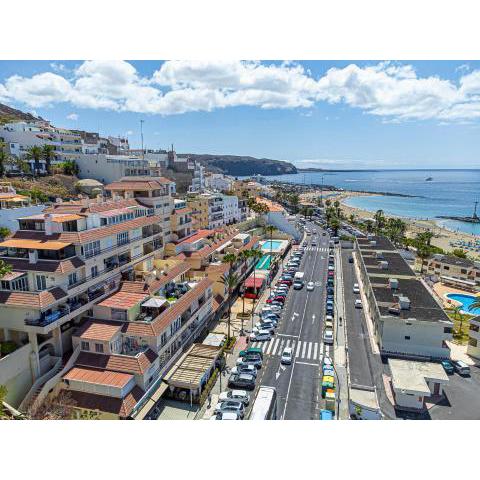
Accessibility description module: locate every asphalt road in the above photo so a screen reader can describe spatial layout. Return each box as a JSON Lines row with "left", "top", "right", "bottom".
{"left": 251, "top": 220, "right": 330, "bottom": 419}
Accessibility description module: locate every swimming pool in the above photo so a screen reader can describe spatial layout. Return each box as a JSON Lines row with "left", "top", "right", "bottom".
{"left": 262, "top": 240, "right": 283, "bottom": 250}
{"left": 446, "top": 293, "right": 480, "bottom": 315}
{"left": 256, "top": 254, "right": 272, "bottom": 270}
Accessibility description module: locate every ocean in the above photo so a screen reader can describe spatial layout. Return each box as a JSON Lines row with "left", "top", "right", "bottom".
{"left": 263, "top": 169, "right": 480, "bottom": 236}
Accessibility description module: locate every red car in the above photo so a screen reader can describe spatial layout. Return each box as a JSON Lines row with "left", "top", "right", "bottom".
{"left": 279, "top": 279, "right": 293, "bottom": 286}
{"left": 266, "top": 296, "right": 285, "bottom": 304}
{"left": 328, "top": 271, "right": 335, "bottom": 277}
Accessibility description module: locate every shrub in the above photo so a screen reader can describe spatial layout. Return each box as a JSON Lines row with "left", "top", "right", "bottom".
{"left": 1, "top": 341, "right": 18, "bottom": 356}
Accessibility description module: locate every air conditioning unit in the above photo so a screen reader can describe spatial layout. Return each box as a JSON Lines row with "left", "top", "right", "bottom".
{"left": 379, "top": 260, "right": 389, "bottom": 269}
{"left": 389, "top": 278, "right": 399, "bottom": 290}
{"left": 398, "top": 296, "right": 411, "bottom": 310}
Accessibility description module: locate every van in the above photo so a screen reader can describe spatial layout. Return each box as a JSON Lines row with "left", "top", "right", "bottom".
{"left": 453, "top": 360, "right": 470, "bottom": 376}
{"left": 239, "top": 347, "right": 264, "bottom": 360}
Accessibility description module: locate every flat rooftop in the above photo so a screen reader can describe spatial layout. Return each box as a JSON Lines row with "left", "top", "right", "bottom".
{"left": 389, "top": 358, "right": 449, "bottom": 395}
{"left": 369, "top": 275, "right": 452, "bottom": 324}
{"left": 361, "top": 251, "right": 414, "bottom": 277}
{"left": 357, "top": 236, "right": 396, "bottom": 251}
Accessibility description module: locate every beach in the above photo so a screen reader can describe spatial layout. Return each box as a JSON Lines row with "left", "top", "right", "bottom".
{"left": 300, "top": 189, "right": 480, "bottom": 259}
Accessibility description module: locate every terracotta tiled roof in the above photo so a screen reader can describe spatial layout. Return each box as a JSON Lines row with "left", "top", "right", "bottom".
{"left": 11, "top": 215, "right": 162, "bottom": 244}
{"left": 97, "top": 290, "right": 149, "bottom": 310}
{"left": 105, "top": 178, "right": 174, "bottom": 190}
{"left": 76, "top": 349, "right": 158, "bottom": 375}
{"left": 1, "top": 256, "right": 84, "bottom": 274}
{"left": 64, "top": 366, "right": 134, "bottom": 388}
{"left": 239, "top": 235, "right": 260, "bottom": 252}
{"left": 176, "top": 229, "right": 214, "bottom": 245}
{"left": 50, "top": 214, "right": 84, "bottom": 223}
{"left": 74, "top": 320, "right": 122, "bottom": 341}
{"left": 121, "top": 277, "right": 213, "bottom": 337}
{"left": 190, "top": 232, "right": 238, "bottom": 259}
{"left": 43, "top": 198, "right": 142, "bottom": 215}
{"left": 212, "top": 294, "right": 224, "bottom": 313}
{"left": 119, "top": 281, "right": 151, "bottom": 294}
{"left": 68, "top": 386, "right": 145, "bottom": 418}
{"left": 0, "top": 271, "right": 26, "bottom": 281}
{"left": 0, "top": 239, "right": 72, "bottom": 250}
{"left": 0, "top": 286, "right": 67, "bottom": 309}
{"left": 174, "top": 208, "right": 192, "bottom": 215}
{"left": 146, "top": 262, "right": 190, "bottom": 294}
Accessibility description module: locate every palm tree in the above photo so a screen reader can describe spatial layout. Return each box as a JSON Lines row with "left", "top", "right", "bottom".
{"left": 25, "top": 145, "right": 43, "bottom": 176}
{"left": 364, "top": 219, "right": 374, "bottom": 234}
{"left": 330, "top": 217, "right": 340, "bottom": 236}
{"left": 416, "top": 243, "right": 432, "bottom": 274}
{"left": 0, "top": 259, "right": 12, "bottom": 278}
{"left": 41, "top": 144, "right": 56, "bottom": 175}
{"left": 374, "top": 209, "right": 385, "bottom": 234}
{"left": 222, "top": 252, "right": 237, "bottom": 273}
{"left": 334, "top": 200, "right": 341, "bottom": 218}
{"left": 249, "top": 247, "right": 263, "bottom": 320}
{"left": 289, "top": 193, "right": 300, "bottom": 212}
{"left": 220, "top": 271, "right": 239, "bottom": 340}
{"left": 417, "top": 230, "right": 434, "bottom": 246}
{"left": 468, "top": 298, "right": 480, "bottom": 314}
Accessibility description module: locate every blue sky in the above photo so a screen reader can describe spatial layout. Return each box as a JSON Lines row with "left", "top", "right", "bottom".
{"left": 1, "top": 60, "right": 480, "bottom": 169}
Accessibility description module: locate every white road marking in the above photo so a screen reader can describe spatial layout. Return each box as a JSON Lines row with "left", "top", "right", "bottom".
{"left": 266, "top": 339, "right": 276, "bottom": 355}
{"left": 312, "top": 314, "right": 316, "bottom": 324}
{"left": 295, "top": 341, "right": 302, "bottom": 357}
{"left": 277, "top": 333, "right": 299, "bottom": 339}
{"left": 295, "top": 361, "right": 319, "bottom": 367}
{"left": 313, "top": 342, "right": 318, "bottom": 360}
{"left": 307, "top": 342, "right": 313, "bottom": 359}
{"left": 302, "top": 342, "right": 307, "bottom": 358}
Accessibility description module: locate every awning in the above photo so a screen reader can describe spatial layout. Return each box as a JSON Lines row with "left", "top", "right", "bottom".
{"left": 245, "top": 276, "right": 265, "bottom": 288}
{"left": 142, "top": 297, "right": 167, "bottom": 308}
{"left": 441, "top": 275, "right": 476, "bottom": 286}
{"left": 0, "top": 239, "right": 72, "bottom": 250}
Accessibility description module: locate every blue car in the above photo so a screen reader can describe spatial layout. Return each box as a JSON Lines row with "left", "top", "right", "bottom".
{"left": 441, "top": 360, "right": 454, "bottom": 375}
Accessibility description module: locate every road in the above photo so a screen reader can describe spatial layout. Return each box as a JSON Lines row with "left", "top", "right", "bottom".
{"left": 249, "top": 220, "right": 330, "bottom": 419}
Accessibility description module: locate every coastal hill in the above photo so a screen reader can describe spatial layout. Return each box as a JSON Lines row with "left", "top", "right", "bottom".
{"left": 183, "top": 153, "right": 298, "bottom": 177}
{"left": 0, "top": 102, "right": 43, "bottom": 125}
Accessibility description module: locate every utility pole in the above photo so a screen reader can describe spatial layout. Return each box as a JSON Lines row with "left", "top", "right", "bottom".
{"left": 140, "top": 119, "right": 145, "bottom": 160}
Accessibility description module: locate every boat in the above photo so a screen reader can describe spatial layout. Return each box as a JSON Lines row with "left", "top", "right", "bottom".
{"left": 425, "top": 177, "right": 433, "bottom": 181}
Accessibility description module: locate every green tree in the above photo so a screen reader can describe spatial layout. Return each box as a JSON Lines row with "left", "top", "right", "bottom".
{"left": 468, "top": 298, "right": 480, "bottom": 313}
{"left": 0, "top": 141, "right": 9, "bottom": 177}
{"left": 41, "top": 144, "right": 56, "bottom": 175}
{"left": 374, "top": 209, "right": 385, "bottom": 234}
{"left": 25, "top": 145, "right": 43, "bottom": 176}
{"left": 364, "top": 219, "right": 374, "bottom": 234}
{"left": 220, "top": 271, "right": 239, "bottom": 340}
{"left": 329, "top": 217, "right": 340, "bottom": 236}
{"left": 0, "top": 227, "right": 11, "bottom": 240}
{"left": 0, "top": 259, "right": 12, "bottom": 278}
{"left": 0, "top": 385, "right": 7, "bottom": 419}
{"left": 416, "top": 243, "right": 432, "bottom": 274}
{"left": 62, "top": 160, "right": 79, "bottom": 176}
{"left": 248, "top": 247, "right": 263, "bottom": 316}
{"left": 452, "top": 248, "right": 467, "bottom": 259}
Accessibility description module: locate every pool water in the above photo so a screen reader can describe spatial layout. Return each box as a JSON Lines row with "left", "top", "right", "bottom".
{"left": 262, "top": 240, "right": 282, "bottom": 250}
{"left": 256, "top": 254, "right": 272, "bottom": 270}
{"left": 446, "top": 293, "right": 480, "bottom": 315}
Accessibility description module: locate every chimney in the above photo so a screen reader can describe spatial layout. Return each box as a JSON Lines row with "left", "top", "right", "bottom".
{"left": 28, "top": 249, "right": 38, "bottom": 264}
{"left": 399, "top": 296, "right": 411, "bottom": 310}
{"left": 44, "top": 214, "right": 54, "bottom": 236}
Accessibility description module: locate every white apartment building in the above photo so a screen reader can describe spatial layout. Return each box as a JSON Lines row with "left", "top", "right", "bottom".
{"left": 188, "top": 161, "right": 206, "bottom": 193}
{"left": 0, "top": 196, "right": 165, "bottom": 409}
{"left": 356, "top": 236, "right": 453, "bottom": 360}
{"left": 220, "top": 194, "right": 240, "bottom": 225}
{"left": 205, "top": 173, "right": 235, "bottom": 192}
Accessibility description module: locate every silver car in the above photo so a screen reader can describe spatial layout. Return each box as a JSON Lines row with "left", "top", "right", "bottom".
{"left": 214, "top": 400, "right": 245, "bottom": 418}
{"left": 231, "top": 364, "right": 258, "bottom": 377}
{"left": 218, "top": 390, "right": 251, "bottom": 406}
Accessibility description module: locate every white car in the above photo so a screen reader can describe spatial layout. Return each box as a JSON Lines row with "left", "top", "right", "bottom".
{"left": 324, "top": 318, "right": 334, "bottom": 329}
{"left": 210, "top": 411, "right": 241, "bottom": 420}
{"left": 323, "top": 329, "right": 334, "bottom": 344}
{"left": 281, "top": 346, "right": 293, "bottom": 365}
{"left": 214, "top": 400, "right": 245, "bottom": 418}
{"left": 355, "top": 299, "right": 363, "bottom": 308}
{"left": 249, "top": 330, "right": 272, "bottom": 342}
{"left": 219, "top": 390, "right": 250, "bottom": 406}
{"left": 231, "top": 364, "right": 258, "bottom": 377}
{"left": 306, "top": 281, "right": 315, "bottom": 291}
{"left": 353, "top": 283, "right": 360, "bottom": 294}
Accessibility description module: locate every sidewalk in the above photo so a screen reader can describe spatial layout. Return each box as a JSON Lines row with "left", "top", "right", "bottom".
{"left": 334, "top": 245, "right": 350, "bottom": 420}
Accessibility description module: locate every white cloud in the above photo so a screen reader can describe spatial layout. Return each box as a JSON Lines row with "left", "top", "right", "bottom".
{"left": 66, "top": 113, "right": 79, "bottom": 121}
{"left": 1, "top": 60, "right": 480, "bottom": 122}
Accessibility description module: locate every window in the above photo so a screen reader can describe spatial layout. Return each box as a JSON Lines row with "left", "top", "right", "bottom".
{"left": 117, "top": 231, "right": 129, "bottom": 246}
{"left": 68, "top": 272, "right": 78, "bottom": 286}
{"left": 91, "top": 265, "right": 99, "bottom": 278}
{"left": 84, "top": 240, "right": 100, "bottom": 258}
{"left": 81, "top": 341, "right": 90, "bottom": 351}
{"left": 95, "top": 343, "right": 104, "bottom": 353}
{"left": 404, "top": 336, "right": 410, "bottom": 340}
{"left": 444, "top": 327, "right": 453, "bottom": 334}
{"left": 36, "top": 275, "right": 47, "bottom": 291}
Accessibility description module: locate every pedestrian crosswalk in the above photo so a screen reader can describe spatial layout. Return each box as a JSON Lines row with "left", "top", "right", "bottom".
{"left": 250, "top": 338, "right": 322, "bottom": 361}
{"left": 303, "top": 246, "right": 329, "bottom": 252}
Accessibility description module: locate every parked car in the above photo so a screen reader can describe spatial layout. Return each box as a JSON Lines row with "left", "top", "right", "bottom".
{"left": 354, "top": 299, "right": 363, "bottom": 309}
{"left": 281, "top": 346, "right": 293, "bottom": 365}
{"left": 453, "top": 360, "right": 471, "bottom": 376}
{"left": 323, "top": 329, "right": 334, "bottom": 344}
{"left": 254, "top": 322, "right": 276, "bottom": 334}
{"left": 231, "top": 364, "right": 258, "bottom": 377}
{"left": 219, "top": 390, "right": 250, "bottom": 406}
{"left": 279, "top": 279, "right": 293, "bottom": 286}
{"left": 328, "top": 265, "right": 335, "bottom": 272}
{"left": 210, "top": 411, "right": 241, "bottom": 420}
{"left": 353, "top": 283, "right": 360, "bottom": 294}
{"left": 328, "top": 271, "right": 335, "bottom": 277}
{"left": 228, "top": 373, "right": 256, "bottom": 390}
{"left": 239, "top": 347, "right": 263, "bottom": 360}
{"left": 311, "top": 241, "right": 317, "bottom": 246}
{"left": 249, "top": 330, "right": 272, "bottom": 342}
{"left": 214, "top": 400, "right": 245, "bottom": 418}
{"left": 348, "top": 256, "right": 354, "bottom": 263}
{"left": 261, "top": 312, "right": 280, "bottom": 322}
{"left": 306, "top": 281, "right": 315, "bottom": 291}
{"left": 441, "top": 360, "right": 454, "bottom": 375}
{"left": 326, "top": 286, "right": 334, "bottom": 294}
{"left": 270, "top": 301, "right": 284, "bottom": 309}
{"left": 236, "top": 355, "right": 263, "bottom": 369}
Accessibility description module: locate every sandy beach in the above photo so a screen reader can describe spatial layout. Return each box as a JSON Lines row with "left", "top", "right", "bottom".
{"left": 300, "top": 189, "right": 480, "bottom": 260}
